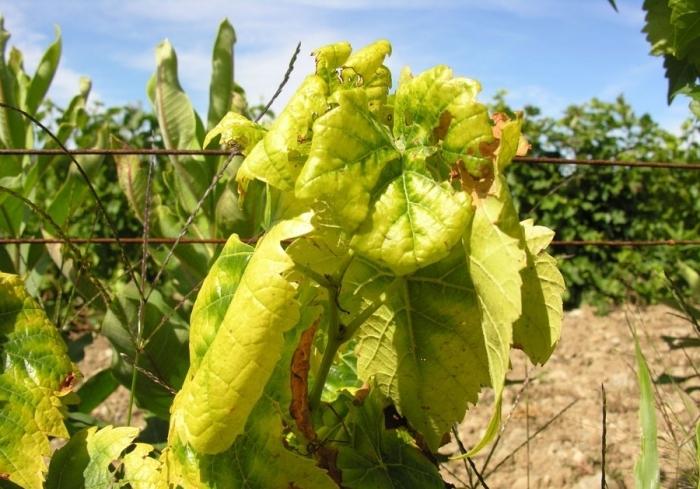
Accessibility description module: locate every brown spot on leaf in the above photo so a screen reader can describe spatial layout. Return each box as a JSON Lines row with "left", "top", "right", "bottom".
{"left": 478, "top": 139, "right": 499, "bottom": 159}
{"left": 290, "top": 321, "right": 318, "bottom": 442}
{"left": 353, "top": 382, "right": 370, "bottom": 404}
{"left": 59, "top": 371, "right": 77, "bottom": 393}
{"left": 433, "top": 110, "right": 453, "bottom": 141}
{"left": 491, "top": 112, "right": 510, "bottom": 139}
{"left": 289, "top": 321, "right": 344, "bottom": 485}
{"left": 0, "top": 473, "right": 9, "bottom": 480}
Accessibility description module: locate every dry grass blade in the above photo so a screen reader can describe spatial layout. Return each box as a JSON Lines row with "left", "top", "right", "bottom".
{"left": 127, "top": 155, "right": 155, "bottom": 426}
{"left": 479, "top": 369, "right": 532, "bottom": 476}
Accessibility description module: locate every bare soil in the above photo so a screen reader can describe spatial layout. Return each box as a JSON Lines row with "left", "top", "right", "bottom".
{"left": 77, "top": 305, "right": 700, "bottom": 487}
{"left": 442, "top": 305, "right": 700, "bottom": 489}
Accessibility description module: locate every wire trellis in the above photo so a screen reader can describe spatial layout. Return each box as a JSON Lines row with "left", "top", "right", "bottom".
{"left": 2, "top": 237, "right": 700, "bottom": 248}
{"left": 1, "top": 147, "right": 699, "bottom": 248}
{"left": 2, "top": 148, "right": 700, "bottom": 171}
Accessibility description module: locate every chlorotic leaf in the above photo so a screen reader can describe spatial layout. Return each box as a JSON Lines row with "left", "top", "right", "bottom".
{"left": 343, "top": 251, "right": 491, "bottom": 450}
{"left": 203, "top": 111, "right": 266, "bottom": 152}
{"left": 170, "top": 213, "right": 314, "bottom": 454}
{"left": 0, "top": 273, "right": 76, "bottom": 489}
{"left": 393, "top": 65, "right": 482, "bottom": 148}
{"left": 350, "top": 171, "right": 471, "bottom": 275}
{"left": 187, "top": 235, "right": 254, "bottom": 374}
{"left": 83, "top": 426, "right": 140, "bottom": 489}
{"left": 465, "top": 178, "right": 526, "bottom": 396}
{"left": 237, "top": 75, "right": 328, "bottom": 191}
{"left": 122, "top": 443, "right": 165, "bottom": 489}
{"left": 295, "top": 88, "right": 401, "bottom": 229}
{"left": 313, "top": 41, "right": 352, "bottom": 75}
{"left": 513, "top": 220, "right": 565, "bottom": 365}
{"left": 341, "top": 39, "right": 392, "bottom": 84}
{"left": 163, "top": 289, "right": 336, "bottom": 488}
{"left": 47, "top": 426, "right": 144, "bottom": 489}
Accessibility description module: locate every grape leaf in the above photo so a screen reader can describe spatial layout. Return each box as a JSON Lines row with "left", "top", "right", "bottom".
{"left": 46, "top": 425, "right": 142, "bottom": 489}
{"left": 237, "top": 75, "right": 328, "bottom": 191}
{"left": 297, "top": 64, "right": 501, "bottom": 276}
{"left": 122, "top": 443, "right": 164, "bottom": 489}
{"left": 163, "top": 286, "right": 337, "bottom": 488}
{"left": 513, "top": 219, "right": 565, "bottom": 365}
{"left": 202, "top": 111, "right": 266, "bottom": 152}
{"left": 188, "top": 235, "right": 254, "bottom": 374}
{"left": 0, "top": 273, "right": 76, "bottom": 489}
{"left": 334, "top": 389, "right": 444, "bottom": 488}
{"left": 170, "top": 213, "right": 314, "bottom": 454}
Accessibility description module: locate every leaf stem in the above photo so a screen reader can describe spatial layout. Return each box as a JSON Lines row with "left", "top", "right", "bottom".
{"left": 309, "top": 287, "right": 341, "bottom": 412}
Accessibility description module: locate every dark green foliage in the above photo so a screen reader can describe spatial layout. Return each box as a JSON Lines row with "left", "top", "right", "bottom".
{"left": 493, "top": 93, "right": 700, "bottom": 310}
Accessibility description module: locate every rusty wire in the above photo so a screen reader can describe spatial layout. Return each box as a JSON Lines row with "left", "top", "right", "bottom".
{"left": 1, "top": 148, "right": 699, "bottom": 170}
{"left": 1, "top": 237, "right": 699, "bottom": 248}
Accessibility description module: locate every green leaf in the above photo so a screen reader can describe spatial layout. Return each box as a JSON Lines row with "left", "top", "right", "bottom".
{"left": 513, "top": 219, "right": 565, "bottom": 364}
{"left": 112, "top": 137, "right": 148, "bottom": 222}
{"left": 203, "top": 111, "right": 266, "bottom": 152}
{"left": 0, "top": 273, "right": 75, "bottom": 489}
{"left": 102, "top": 282, "right": 189, "bottom": 419}
{"left": 334, "top": 389, "right": 444, "bottom": 488}
{"left": 47, "top": 137, "right": 105, "bottom": 227}
{"left": 207, "top": 19, "right": 236, "bottom": 131}
{"left": 238, "top": 75, "right": 329, "bottom": 191}
{"left": 75, "top": 368, "right": 119, "bottom": 413}
{"left": 188, "top": 235, "right": 253, "bottom": 374}
{"left": 170, "top": 213, "right": 314, "bottom": 454}
{"left": 669, "top": 0, "right": 700, "bottom": 59}
{"left": 0, "top": 17, "right": 27, "bottom": 149}
{"left": 25, "top": 25, "right": 61, "bottom": 114}
{"left": 633, "top": 338, "right": 660, "bottom": 489}
{"left": 644, "top": 0, "right": 675, "bottom": 56}
{"left": 664, "top": 54, "right": 700, "bottom": 103}
{"left": 150, "top": 40, "right": 213, "bottom": 215}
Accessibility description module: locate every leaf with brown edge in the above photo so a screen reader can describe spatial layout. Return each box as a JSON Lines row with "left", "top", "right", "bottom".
{"left": 290, "top": 320, "right": 319, "bottom": 442}
{"left": 0, "top": 273, "right": 76, "bottom": 489}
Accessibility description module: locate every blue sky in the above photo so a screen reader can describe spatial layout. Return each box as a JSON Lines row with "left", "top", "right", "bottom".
{"left": 0, "top": 0, "right": 692, "bottom": 132}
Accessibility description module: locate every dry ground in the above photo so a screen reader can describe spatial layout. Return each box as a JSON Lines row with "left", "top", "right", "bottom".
{"left": 78, "top": 305, "right": 700, "bottom": 488}
{"left": 442, "top": 305, "right": 700, "bottom": 489}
